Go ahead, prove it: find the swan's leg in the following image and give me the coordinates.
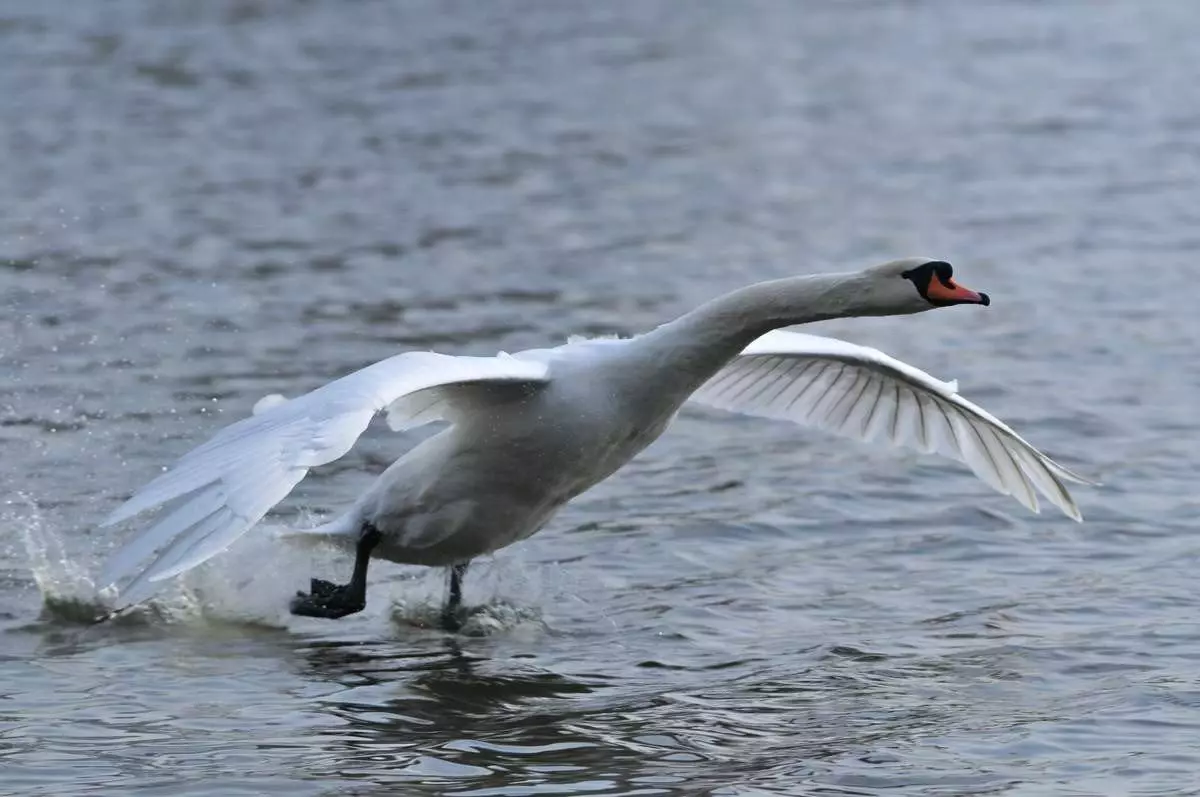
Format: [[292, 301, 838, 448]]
[[441, 562, 469, 631], [290, 524, 382, 619]]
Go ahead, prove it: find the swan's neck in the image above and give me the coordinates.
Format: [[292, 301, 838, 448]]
[[684, 271, 872, 336], [631, 271, 874, 392], [654, 270, 869, 347]]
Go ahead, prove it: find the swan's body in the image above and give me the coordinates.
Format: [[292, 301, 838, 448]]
[[304, 339, 681, 567], [99, 259, 1092, 623]]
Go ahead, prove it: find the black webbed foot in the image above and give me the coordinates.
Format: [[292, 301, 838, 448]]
[[290, 582, 366, 619], [307, 578, 340, 598], [290, 523, 382, 620]]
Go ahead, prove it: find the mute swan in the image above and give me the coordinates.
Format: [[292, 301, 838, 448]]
[[98, 258, 1091, 629]]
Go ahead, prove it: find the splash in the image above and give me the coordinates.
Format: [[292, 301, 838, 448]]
[[11, 493, 316, 629], [11, 494, 551, 638], [384, 559, 549, 637], [388, 597, 545, 637], [123, 521, 331, 628], [9, 493, 121, 625]]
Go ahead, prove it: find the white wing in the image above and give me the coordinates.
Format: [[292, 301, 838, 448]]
[[99, 352, 549, 599], [689, 330, 1093, 520]]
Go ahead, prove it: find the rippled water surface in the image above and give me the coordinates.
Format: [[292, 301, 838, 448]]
[[4, 1, 1200, 794]]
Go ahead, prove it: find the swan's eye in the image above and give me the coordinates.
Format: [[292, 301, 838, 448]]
[[900, 261, 953, 285], [931, 261, 954, 282]]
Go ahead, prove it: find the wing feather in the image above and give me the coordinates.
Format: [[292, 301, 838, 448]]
[[690, 330, 1092, 520], [100, 351, 549, 602], [861, 375, 893, 443], [99, 488, 229, 587], [118, 506, 239, 606]]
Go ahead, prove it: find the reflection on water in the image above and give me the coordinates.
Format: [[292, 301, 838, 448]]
[[5, 0, 1200, 794], [295, 640, 609, 785], [8, 583, 1182, 795]]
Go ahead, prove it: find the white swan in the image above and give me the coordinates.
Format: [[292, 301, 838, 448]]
[[98, 258, 1091, 628]]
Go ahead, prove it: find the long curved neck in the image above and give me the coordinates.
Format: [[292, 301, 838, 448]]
[[675, 271, 870, 338], [650, 270, 867, 351], [625, 271, 874, 398]]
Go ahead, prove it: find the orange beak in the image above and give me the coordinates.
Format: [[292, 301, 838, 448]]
[[927, 277, 990, 306]]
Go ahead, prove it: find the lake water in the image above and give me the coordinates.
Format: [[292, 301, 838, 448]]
[[3, 1, 1200, 794]]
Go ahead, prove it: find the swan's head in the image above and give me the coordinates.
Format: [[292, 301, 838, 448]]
[[862, 257, 990, 314]]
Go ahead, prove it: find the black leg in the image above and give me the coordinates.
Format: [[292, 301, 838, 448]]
[[441, 562, 469, 631], [290, 525, 382, 619]]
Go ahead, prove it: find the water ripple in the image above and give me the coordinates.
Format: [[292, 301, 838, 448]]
[[2, 0, 1200, 794]]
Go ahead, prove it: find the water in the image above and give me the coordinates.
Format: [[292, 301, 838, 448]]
[[3, 1, 1199, 794]]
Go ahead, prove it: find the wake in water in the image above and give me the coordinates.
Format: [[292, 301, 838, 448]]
[[11, 497, 548, 638]]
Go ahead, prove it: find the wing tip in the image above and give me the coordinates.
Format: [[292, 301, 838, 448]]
[[1048, 461, 1101, 488], [1054, 496, 1084, 523]]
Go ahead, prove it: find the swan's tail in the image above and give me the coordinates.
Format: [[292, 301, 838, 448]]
[[273, 514, 360, 548]]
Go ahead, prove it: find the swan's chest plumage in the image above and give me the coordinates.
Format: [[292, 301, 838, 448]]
[[362, 347, 684, 566]]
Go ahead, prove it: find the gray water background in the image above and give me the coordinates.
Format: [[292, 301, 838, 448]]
[[3, 1, 1200, 794]]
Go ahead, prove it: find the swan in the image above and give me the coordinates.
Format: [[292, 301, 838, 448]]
[[97, 258, 1092, 629]]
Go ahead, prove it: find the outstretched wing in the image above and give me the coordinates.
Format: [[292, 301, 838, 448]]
[[99, 352, 549, 599], [689, 330, 1093, 520]]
